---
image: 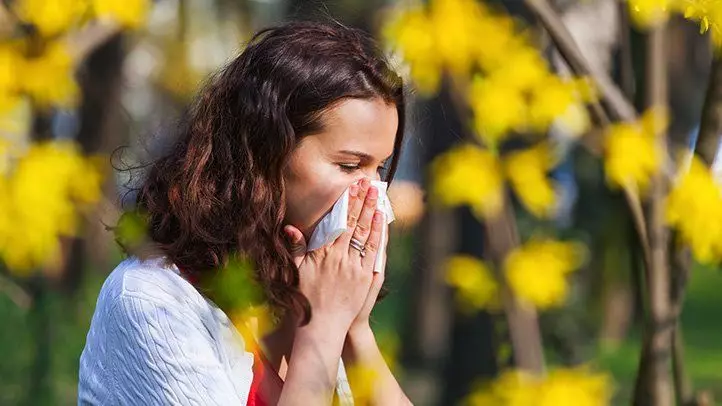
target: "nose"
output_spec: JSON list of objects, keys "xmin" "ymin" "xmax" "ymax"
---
[{"xmin": 356, "ymin": 170, "xmax": 380, "ymax": 184}]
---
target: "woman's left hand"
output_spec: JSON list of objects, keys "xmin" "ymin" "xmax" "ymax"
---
[{"xmin": 347, "ymin": 222, "xmax": 388, "ymax": 336}]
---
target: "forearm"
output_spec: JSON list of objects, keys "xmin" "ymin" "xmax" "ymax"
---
[
  {"xmin": 342, "ymin": 327, "xmax": 412, "ymax": 406},
  {"xmin": 278, "ymin": 324, "xmax": 346, "ymax": 406}
]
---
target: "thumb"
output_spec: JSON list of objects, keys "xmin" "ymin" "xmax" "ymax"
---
[{"xmin": 283, "ymin": 225, "xmax": 307, "ymax": 267}]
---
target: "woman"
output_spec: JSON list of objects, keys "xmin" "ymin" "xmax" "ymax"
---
[{"xmin": 78, "ymin": 21, "xmax": 412, "ymax": 405}]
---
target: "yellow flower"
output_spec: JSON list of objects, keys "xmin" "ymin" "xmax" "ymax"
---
[
  {"xmin": 345, "ymin": 361, "xmax": 381, "ymax": 404},
  {"xmin": 666, "ymin": 155, "xmax": 722, "ymax": 263},
  {"xmin": 0, "ymin": 141, "xmax": 105, "ymax": 273},
  {"xmin": 470, "ymin": 75, "xmax": 527, "ymax": 145},
  {"xmin": 528, "ymin": 75, "xmax": 590, "ymax": 134},
  {"xmin": 19, "ymin": 44, "xmax": 78, "ymax": 108},
  {"xmin": 430, "ymin": 144, "xmax": 505, "ymax": 218},
  {"xmin": 604, "ymin": 108, "xmax": 667, "ymax": 192},
  {"xmin": 466, "ymin": 367, "xmax": 611, "ymax": 406},
  {"xmin": 680, "ymin": 0, "xmax": 722, "ymax": 46},
  {"xmin": 445, "ymin": 255, "xmax": 500, "ymax": 313},
  {"xmin": 15, "ymin": 0, "xmax": 87, "ymax": 37},
  {"xmin": 431, "ymin": 0, "xmax": 485, "ymax": 75},
  {"xmin": 474, "ymin": 13, "xmax": 519, "ymax": 73},
  {"xmin": 504, "ymin": 240, "xmax": 584, "ymax": 309},
  {"xmin": 383, "ymin": 8, "xmax": 441, "ymax": 94},
  {"xmin": 489, "ymin": 47, "xmax": 549, "ymax": 93},
  {"xmin": 92, "ymin": 0, "xmax": 150, "ymax": 29},
  {"xmin": 466, "ymin": 370, "xmax": 539, "ymax": 406},
  {"xmin": 538, "ymin": 367, "xmax": 612, "ymax": 406},
  {"xmin": 230, "ymin": 303, "xmax": 275, "ymax": 352},
  {"xmin": 628, "ymin": 0, "xmax": 672, "ymax": 27},
  {"xmin": 505, "ymin": 144, "xmax": 558, "ymax": 218},
  {"xmin": 0, "ymin": 46, "xmax": 22, "ymax": 113}
]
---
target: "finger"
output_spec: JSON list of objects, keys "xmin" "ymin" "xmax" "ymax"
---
[
  {"xmin": 349, "ymin": 185, "xmax": 378, "ymax": 249},
  {"xmin": 374, "ymin": 222, "xmax": 390, "ymax": 274},
  {"xmin": 361, "ymin": 210, "xmax": 384, "ymax": 270},
  {"xmin": 346, "ymin": 178, "xmax": 369, "ymax": 231},
  {"xmin": 368, "ymin": 270, "xmax": 385, "ymax": 299},
  {"xmin": 283, "ymin": 225, "xmax": 307, "ymax": 267}
]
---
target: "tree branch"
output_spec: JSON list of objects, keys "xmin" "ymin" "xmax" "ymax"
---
[
  {"xmin": 66, "ymin": 20, "xmax": 123, "ymax": 65},
  {"xmin": 695, "ymin": 57, "xmax": 722, "ymax": 166},
  {"xmin": 638, "ymin": 22, "xmax": 674, "ymax": 406},
  {"xmin": 484, "ymin": 202, "xmax": 545, "ymax": 374},
  {"xmin": 524, "ymin": 0, "xmax": 637, "ymax": 122}
]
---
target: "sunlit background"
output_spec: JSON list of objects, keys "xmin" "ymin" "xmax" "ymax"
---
[{"xmin": 1, "ymin": 0, "xmax": 722, "ymax": 405}]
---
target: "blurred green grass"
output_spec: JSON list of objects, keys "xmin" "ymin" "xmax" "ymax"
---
[{"xmin": 597, "ymin": 265, "xmax": 722, "ymax": 404}]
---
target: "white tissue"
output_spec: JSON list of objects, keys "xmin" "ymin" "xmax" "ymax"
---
[{"xmin": 307, "ymin": 180, "xmax": 395, "ymax": 273}]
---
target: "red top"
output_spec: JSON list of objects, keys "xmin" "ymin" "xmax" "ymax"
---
[{"xmin": 247, "ymin": 349, "xmax": 267, "ymax": 406}]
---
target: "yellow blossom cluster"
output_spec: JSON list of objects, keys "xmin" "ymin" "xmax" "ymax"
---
[
  {"xmin": 430, "ymin": 143, "xmax": 505, "ymax": 218},
  {"xmin": 665, "ymin": 155, "xmax": 722, "ymax": 263},
  {"xmin": 505, "ymin": 144, "xmax": 559, "ymax": 218},
  {"xmin": 466, "ymin": 366, "xmax": 612, "ymax": 406},
  {"xmin": 603, "ymin": 108, "xmax": 667, "ymax": 193},
  {"xmin": 431, "ymin": 143, "xmax": 559, "ymax": 219},
  {"xmin": 445, "ymin": 239, "xmax": 584, "ymax": 312},
  {"xmin": 0, "ymin": 0, "xmax": 150, "ymax": 112},
  {"xmin": 445, "ymin": 255, "xmax": 500, "ymax": 313},
  {"xmin": 504, "ymin": 239, "xmax": 585, "ymax": 309},
  {"xmin": 0, "ymin": 141, "xmax": 104, "ymax": 274},
  {"xmin": 384, "ymin": 0, "xmax": 596, "ymax": 145},
  {"xmin": 629, "ymin": 0, "xmax": 722, "ymax": 46},
  {"xmin": 15, "ymin": 0, "xmax": 149, "ymax": 36}
]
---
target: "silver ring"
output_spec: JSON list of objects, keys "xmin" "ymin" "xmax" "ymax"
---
[{"xmin": 349, "ymin": 238, "xmax": 367, "ymax": 257}]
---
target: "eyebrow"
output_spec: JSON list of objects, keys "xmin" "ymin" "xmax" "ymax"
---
[{"xmin": 339, "ymin": 150, "xmax": 392, "ymax": 163}]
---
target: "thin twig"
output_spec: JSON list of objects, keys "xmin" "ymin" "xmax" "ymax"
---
[
  {"xmin": 695, "ymin": 57, "xmax": 722, "ymax": 166},
  {"xmin": 0, "ymin": 272, "xmax": 32, "ymax": 310},
  {"xmin": 524, "ymin": 0, "xmax": 637, "ymax": 122}
]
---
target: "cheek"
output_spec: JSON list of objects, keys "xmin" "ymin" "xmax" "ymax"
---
[{"xmin": 284, "ymin": 164, "xmax": 353, "ymax": 233}]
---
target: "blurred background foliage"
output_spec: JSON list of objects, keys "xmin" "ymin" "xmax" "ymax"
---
[{"xmin": 1, "ymin": 0, "xmax": 722, "ymax": 405}]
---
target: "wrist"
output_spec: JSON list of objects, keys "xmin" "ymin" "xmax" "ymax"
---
[
  {"xmin": 347, "ymin": 322, "xmax": 374, "ymax": 342},
  {"xmin": 343, "ymin": 324, "xmax": 377, "ymax": 362},
  {"xmin": 296, "ymin": 316, "xmax": 347, "ymax": 348}
]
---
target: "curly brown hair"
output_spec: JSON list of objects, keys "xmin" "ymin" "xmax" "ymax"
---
[{"xmin": 123, "ymin": 20, "xmax": 406, "ymax": 324}]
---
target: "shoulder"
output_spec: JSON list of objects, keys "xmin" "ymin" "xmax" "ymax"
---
[
  {"xmin": 98, "ymin": 255, "xmax": 199, "ymax": 309},
  {"xmin": 79, "ymin": 256, "xmax": 254, "ymax": 404},
  {"xmin": 92, "ymin": 255, "xmax": 240, "ymax": 349}
]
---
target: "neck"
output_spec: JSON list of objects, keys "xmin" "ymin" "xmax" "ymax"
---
[{"xmin": 260, "ymin": 314, "xmax": 297, "ymax": 380}]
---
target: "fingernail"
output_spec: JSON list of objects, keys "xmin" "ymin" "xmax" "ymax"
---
[
  {"xmin": 349, "ymin": 185, "xmax": 359, "ymax": 197},
  {"xmin": 361, "ymin": 178, "xmax": 370, "ymax": 189},
  {"xmin": 283, "ymin": 226, "xmax": 294, "ymax": 240},
  {"xmin": 374, "ymin": 210, "xmax": 383, "ymax": 223}
]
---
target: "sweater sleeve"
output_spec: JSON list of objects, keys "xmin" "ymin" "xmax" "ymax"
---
[{"xmin": 106, "ymin": 293, "xmax": 249, "ymax": 405}]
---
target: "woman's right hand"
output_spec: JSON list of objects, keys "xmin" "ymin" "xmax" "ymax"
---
[{"xmin": 282, "ymin": 178, "xmax": 385, "ymax": 335}]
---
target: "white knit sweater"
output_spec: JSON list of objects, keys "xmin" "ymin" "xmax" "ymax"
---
[{"xmin": 78, "ymin": 256, "xmax": 353, "ymax": 405}]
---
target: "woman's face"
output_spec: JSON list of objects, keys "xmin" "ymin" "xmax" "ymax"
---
[{"xmin": 283, "ymin": 97, "xmax": 398, "ymax": 240}]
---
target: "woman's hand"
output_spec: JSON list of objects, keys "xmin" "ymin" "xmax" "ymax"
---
[
  {"xmin": 283, "ymin": 177, "xmax": 384, "ymax": 335},
  {"xmin": 348, "ymin": 220, "xmax": 388, "ymax": 337}
]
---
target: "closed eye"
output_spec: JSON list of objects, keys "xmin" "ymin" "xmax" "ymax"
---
[{"xmin": 338, "ymin": 163, "xmax": 388, "ymax": 174}]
